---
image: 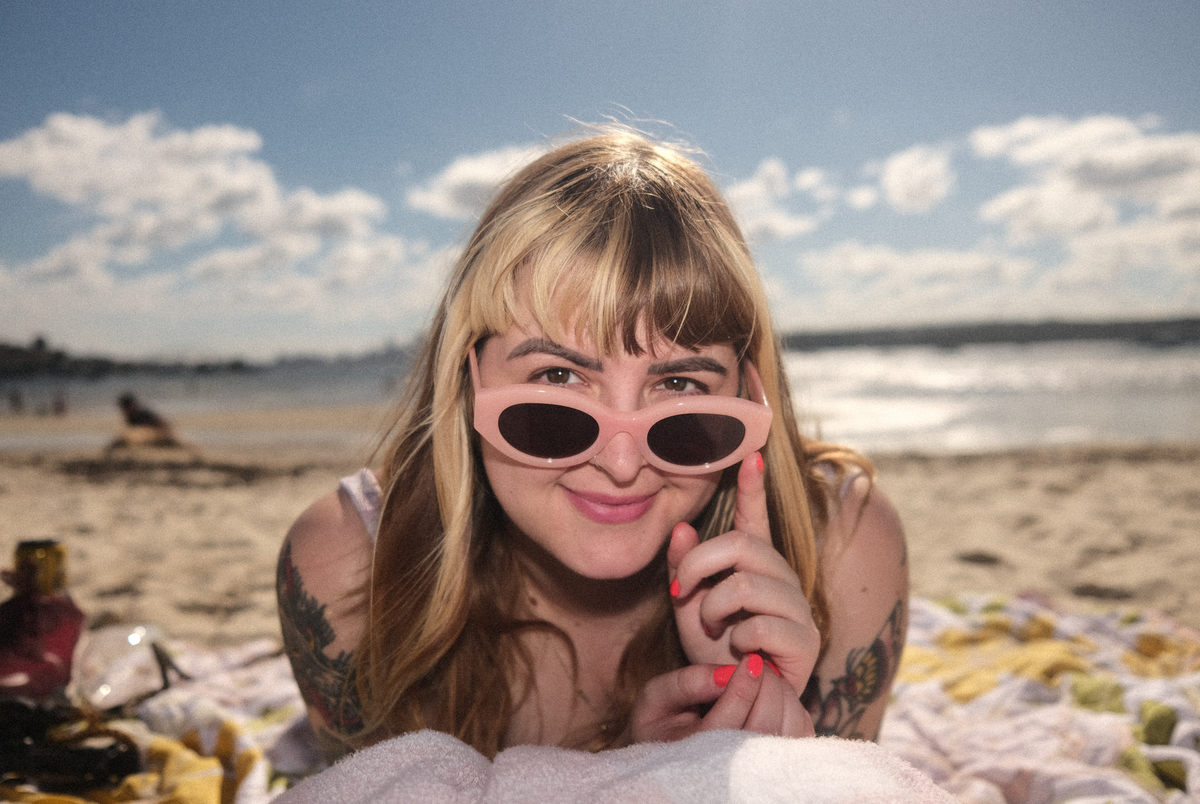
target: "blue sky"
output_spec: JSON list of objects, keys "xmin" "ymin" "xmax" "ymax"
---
[{"xmin": 2, "ymin": 1, "xmax": 1198, "ymax": 360}]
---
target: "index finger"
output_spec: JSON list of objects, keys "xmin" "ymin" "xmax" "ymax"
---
[{"xmin": 733, "ymin": 451, "xmax": 771, "ymax": 542}]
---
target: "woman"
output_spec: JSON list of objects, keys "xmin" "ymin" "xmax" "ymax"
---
[{"xmin": 277, "ymin": 130, "xmax": 908, "ymax": 764}]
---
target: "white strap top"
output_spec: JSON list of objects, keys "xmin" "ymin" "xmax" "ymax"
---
[{"xmin": 339, "ymin": 468, "xmax": 383, "ymax": 543}]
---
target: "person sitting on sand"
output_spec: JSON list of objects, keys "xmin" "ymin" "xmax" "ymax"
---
[
  {"xmin": 277, "ymin": 130, "xmax": 909, "ymax": 764},
  {"xmin": 107, "ymin": 392, "xmax": 186, "ymax": 451}
]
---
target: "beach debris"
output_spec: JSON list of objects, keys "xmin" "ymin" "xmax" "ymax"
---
[
  {"xmin": 1072, "ymin": 583, "xmax": 1136, "ymax": 601},
  {"xmin": 955, "ymin": 550, "xmax": 1005, "ymax": 566},
  {"xmin": 0, "ymin": 698, "xmax": 141, "ymax": 794}
]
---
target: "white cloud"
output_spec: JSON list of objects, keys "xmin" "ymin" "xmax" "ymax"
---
[
  {"xmin": 725, "ymin": 158, "xmax": 825, "ymax": 240},
  {"xmin": 0, "ymin": 112, "xmax": 446, "ymax": 357},
  {"xmin": 879, "ymin": 144, "xmax": 956, "ymax": 214},
  {"xmin": 844, "ymin": 186, "xmax": 879, "ymax": 211},
  {"xmin": 764, "ymin": 114, "xmax": 1200, "ymax": 331},
  {"xmin": 755, "ymin": 240, "xmax": 1036, "ymax": 330},
  {"xmin": 979, "ymin": 177, "xmax": 1117, "ymax": 243},
  {"xmin": 801, "ymin": 240, "xmax": 1031, "ymax": 288},
  {"xmin": 971, "ymin": 114, "xmax": 1200, "ymax": 283},
  {"xmin": 793, "ymin": 168, "xmax": 838, "ymax": 202},
  {"xmin": 764, "ymin": 240, "xmax": 1043, "ymax": 329},
  {"xmin": 5, "ymin": 111, "xmax": 1199, "ymax": 356},
  {"xmin": 406, "ymin": 144, "xmax": 546, "ymax": 220}
]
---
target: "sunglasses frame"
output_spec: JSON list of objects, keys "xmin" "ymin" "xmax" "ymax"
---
[{"xmin": 469, "ymin": 348, "xmax": 773, "ymax": 474}]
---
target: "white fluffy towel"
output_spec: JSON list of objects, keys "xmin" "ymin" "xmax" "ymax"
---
[{"xmin": 276, "ymin": 728, "xmax": 956, "ymax": 803}]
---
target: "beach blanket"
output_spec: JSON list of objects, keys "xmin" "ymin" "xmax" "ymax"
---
[
  {"xmin": 7, "ymin": 595, "xmax": 1200, "ymax": 803},
  {"xmin": 880, "ymin": 594, "xmax": 1200, "ymax": 804}
]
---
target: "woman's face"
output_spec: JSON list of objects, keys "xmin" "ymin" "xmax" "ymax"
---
[{"xmin": 475, "ymin": 317, "xmax": 741, "ymax": 582}]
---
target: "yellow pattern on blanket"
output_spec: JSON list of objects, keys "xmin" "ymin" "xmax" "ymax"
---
[
  {"xmin": 898, "ymin": 599, "xmax": 1200, "ymax": 705},
  {"xmin": 882, "ymin": 594, "xmax": 1200, "ymax": 804}
]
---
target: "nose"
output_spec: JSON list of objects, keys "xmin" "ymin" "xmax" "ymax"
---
[{"xmin": 589, "ymin": 431, "xmax": 646, "ymax": 483}]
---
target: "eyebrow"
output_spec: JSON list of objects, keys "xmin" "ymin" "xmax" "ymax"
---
[
  {"xmin": 506, "ymin": 338, "xmax": 729, "ymax": 377},
  {"xmin": 506, "ymin": 339, "xmax": 604, "ymax": 371},
  {"xmin": 647, "ymin": 356, "xmax": 729, "ymax": 376}
]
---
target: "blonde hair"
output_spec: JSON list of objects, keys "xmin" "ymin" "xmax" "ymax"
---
[{"xmin": 358, "ymin": 129, "xmax": 871, "ymax": 755}]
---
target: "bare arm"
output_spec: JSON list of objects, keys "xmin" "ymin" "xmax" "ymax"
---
[
  {"xmin": 802, "ymin": 476, "xmax": 909, "ymax": 740},
  {"xmin": 276, "ymin": 487, "xmax": 373, "ymax": 763}
]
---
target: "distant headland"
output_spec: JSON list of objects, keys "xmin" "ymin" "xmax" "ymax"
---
[
  {"xmin": 779, "ymin": 317, "xmax": 1200, "ymax": 351},
  {"xmin": 0, "ymin": 337, "xmax": 256, "ymax": 380},
  {"xmin": 0, "ymin": 337, "xmax": 416, "ymax": 380}
]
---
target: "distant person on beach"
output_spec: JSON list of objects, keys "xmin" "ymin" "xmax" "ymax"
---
[
  {"xmin": 278, "ymin": 130, "xmax": 908, "ymax": 765},
  {"xmin": 107, "ymin": 392, "xmax": 187, "ymax": 451}
]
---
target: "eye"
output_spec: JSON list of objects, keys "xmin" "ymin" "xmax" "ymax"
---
[
  {"xmin": 535, "ymin": 367, "xmax": 579, "ymax": 385},
  {"xmin": 658, "ymin": 376, "xmax": 706, "ymax": 394}
]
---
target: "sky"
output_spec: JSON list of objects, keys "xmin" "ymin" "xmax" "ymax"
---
[{"xmin": 1, "ymin": 1, "xmax": 1198, "ymax": 360}]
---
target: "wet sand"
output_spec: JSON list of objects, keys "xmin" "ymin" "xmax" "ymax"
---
[{"xmin": 1, "ymin": 407, "xmax": 1198, "ymax": 643}]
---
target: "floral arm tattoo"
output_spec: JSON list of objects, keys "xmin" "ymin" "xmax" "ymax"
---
[
  {"xmin": 801, "ymin": 599, "xmax": 906, "ymax": 739},
  {"xmin": 276, "ymin": 540, "xmax": 364, "ymax": 761}
]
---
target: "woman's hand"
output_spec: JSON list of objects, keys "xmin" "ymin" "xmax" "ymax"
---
[
  {"xmin": 628, "ymin": 655, "xmax": 815, "ymax": 744},
  {"xmin": 667, "ymin": 453, "xmax": 821, "ymax": 699}
]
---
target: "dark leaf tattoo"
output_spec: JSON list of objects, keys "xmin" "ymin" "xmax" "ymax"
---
[
  {"xmin": 802, "ymin": 599, "xmax": 905, "ymax": 739},
  {"xmin": 276, "ymin": 541, "xmax": 363, "ymax": 757}
]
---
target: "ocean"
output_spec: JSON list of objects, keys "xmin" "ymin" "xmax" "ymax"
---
[{"xmin": 3, "ymin": 340, "xmax": 1198, "ymax": 455}]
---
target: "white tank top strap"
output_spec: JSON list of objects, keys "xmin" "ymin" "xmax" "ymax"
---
[
  {"xmin": 339, "ymin": 468, "xmax": 383, "ymax": 543},
  {"xmin": 813, "ymin": 459, "xmax": 865, "ymax": 502}
]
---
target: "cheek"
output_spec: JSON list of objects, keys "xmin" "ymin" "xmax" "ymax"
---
[
  {"xmin": 674, "ymin": 475, "xmax": 724, "ymax": 521},
  {"xmin": 480, "ymin": 442, "xmax": 555, "ymax": 514}
]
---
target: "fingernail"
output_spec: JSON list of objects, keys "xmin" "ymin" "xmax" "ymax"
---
[
  {"xmin": 765, "ymin": 659, "xmax": 781, "ymax": 677},
  {"xmin": 713, "ymin": 665, "xmax": 736, "ymax": 687},
  {"xmin": 669, "ymin": 578, "xmax": 680, "ymax": 598},
  {"xmin": 747, "ymin": 653, "xmax": 764, "ymax": 678},
  {"xmin": 755, "ymin": 452, "xmax": 764, "ymax": 473}
]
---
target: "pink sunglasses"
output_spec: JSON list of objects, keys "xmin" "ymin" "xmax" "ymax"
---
[{"xmin": 469, "ymin": 348, "xmax": 773, "ymax": 474}]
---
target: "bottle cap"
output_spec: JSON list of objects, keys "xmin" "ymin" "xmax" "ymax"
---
[{"xmin": 14, "ymin": 539, "xmax": 68, "ymax": 595}]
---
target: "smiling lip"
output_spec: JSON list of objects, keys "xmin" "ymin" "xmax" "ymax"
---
[{"xmin": 564, "ymin": 488, "xmax": 658, "ymax": 524}]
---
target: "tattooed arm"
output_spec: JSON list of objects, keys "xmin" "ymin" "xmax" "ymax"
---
[
  {"xmin": 803, "ymin": 475, "xmax": 909, "ymax": 740},
  {"xmin": 276, "ymin": 488, "xmax": 373, "ymax": 764}
]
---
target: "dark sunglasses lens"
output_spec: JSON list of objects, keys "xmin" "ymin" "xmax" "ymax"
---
[
  {"xmin": 497, "ymin": 403, "xmax": 600, "ymax": 460},
  {"xmin": 647, "ymin": 414, "xmax": 746, "ymax": 467}
]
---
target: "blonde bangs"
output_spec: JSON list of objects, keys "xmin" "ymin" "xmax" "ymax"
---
[{"xmin": 459, "ymin": 156, "xmax": 764, "ymax": 360}]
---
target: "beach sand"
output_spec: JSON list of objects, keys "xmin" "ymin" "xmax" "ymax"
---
[{"xmin": 2, "ymin": 406, "xmax": 1198, "ymax": 644}]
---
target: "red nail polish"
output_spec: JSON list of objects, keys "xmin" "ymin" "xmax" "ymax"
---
[
  {"xmin": 766, "ymin": 659, "xmax": 781, "ymax": 677},
  {"xmin": 669, "ymin": 578, "xmax": 680, "ymax": 598},
  {"xmin": 713, "ymin": 665, "xmax": 736, "ymax": 686},
  {"xmin": 747, "ymin": 653, "xmax": 764, "ymax": 678},
  {"xmin": 755, "ymin": 452, "xmax": 764, "ymax": 473}
]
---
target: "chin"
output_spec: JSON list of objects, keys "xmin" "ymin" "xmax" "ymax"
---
[{"xmin": 565, "ymin": 534, "xmax": 667, "ymax": 581}]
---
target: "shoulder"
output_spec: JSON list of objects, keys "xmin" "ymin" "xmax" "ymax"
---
[
  {"xmin": 284, "ymin": 484, "xmax": 373, "ymax": 580},
  {"xmin": 823, "ymin": 473, "xmax": 906, "ymax": 579},
  {"xmin": 277, "ymin": 484, "xmax": 375, "ymax": 658},
  {"xmin": 820, "ymin": 473, "xmax": 908, "ymax": 640}
]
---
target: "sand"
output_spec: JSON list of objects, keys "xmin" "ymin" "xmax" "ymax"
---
[{"xmin": 2, "ymin": 406, "xmax": 1198, "ymax": 645}]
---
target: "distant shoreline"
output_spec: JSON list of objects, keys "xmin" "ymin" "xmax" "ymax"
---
[{"xmin": 779, "ymin": 317, "xmax": 1200, "ymax": 351}]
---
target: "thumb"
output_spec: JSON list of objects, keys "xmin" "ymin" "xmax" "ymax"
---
[{"xmin": 733, "ymin": 451, "xmax": 771, "ymax": 542}]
